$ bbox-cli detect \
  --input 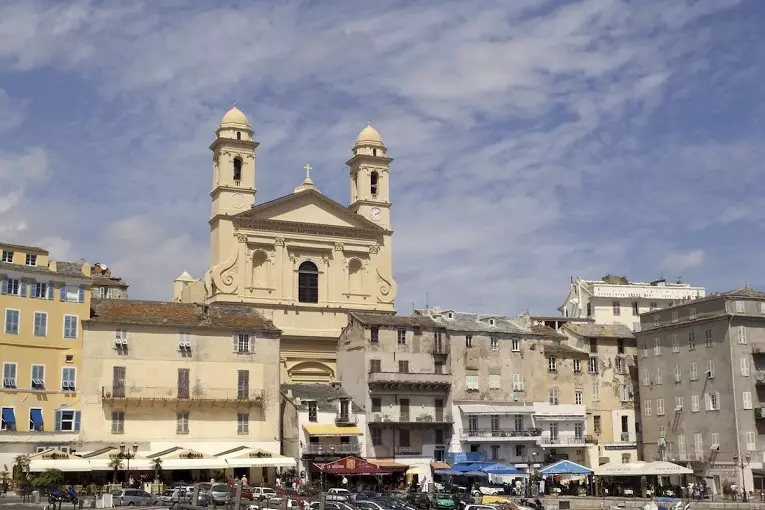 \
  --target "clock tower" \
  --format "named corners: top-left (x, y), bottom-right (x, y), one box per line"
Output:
top-left (209, 105), bottom-right (258, 267)
top-left (347, 123), bottom-right (392, 230)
